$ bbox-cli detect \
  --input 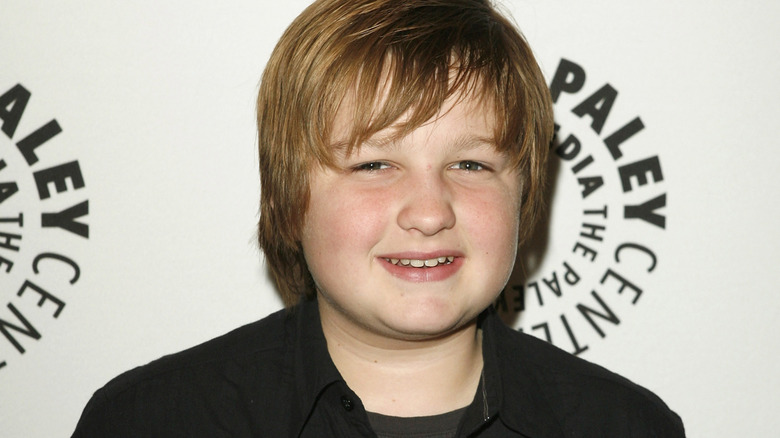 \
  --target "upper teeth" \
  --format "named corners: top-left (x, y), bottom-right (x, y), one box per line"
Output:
top-left (385, 256), bottom-right (455, 268)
